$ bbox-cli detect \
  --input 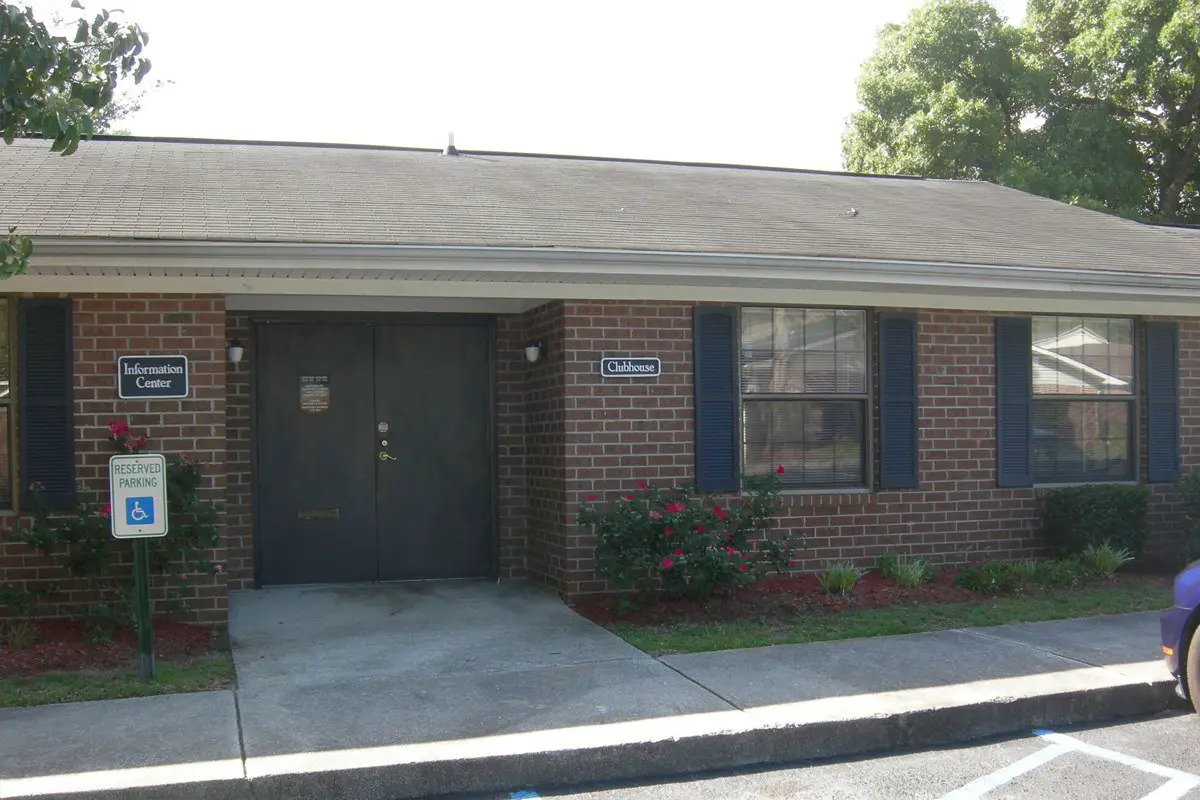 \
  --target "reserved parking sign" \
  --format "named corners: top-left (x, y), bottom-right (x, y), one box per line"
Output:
top-left (109, 454), bottom-right (169, 538)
